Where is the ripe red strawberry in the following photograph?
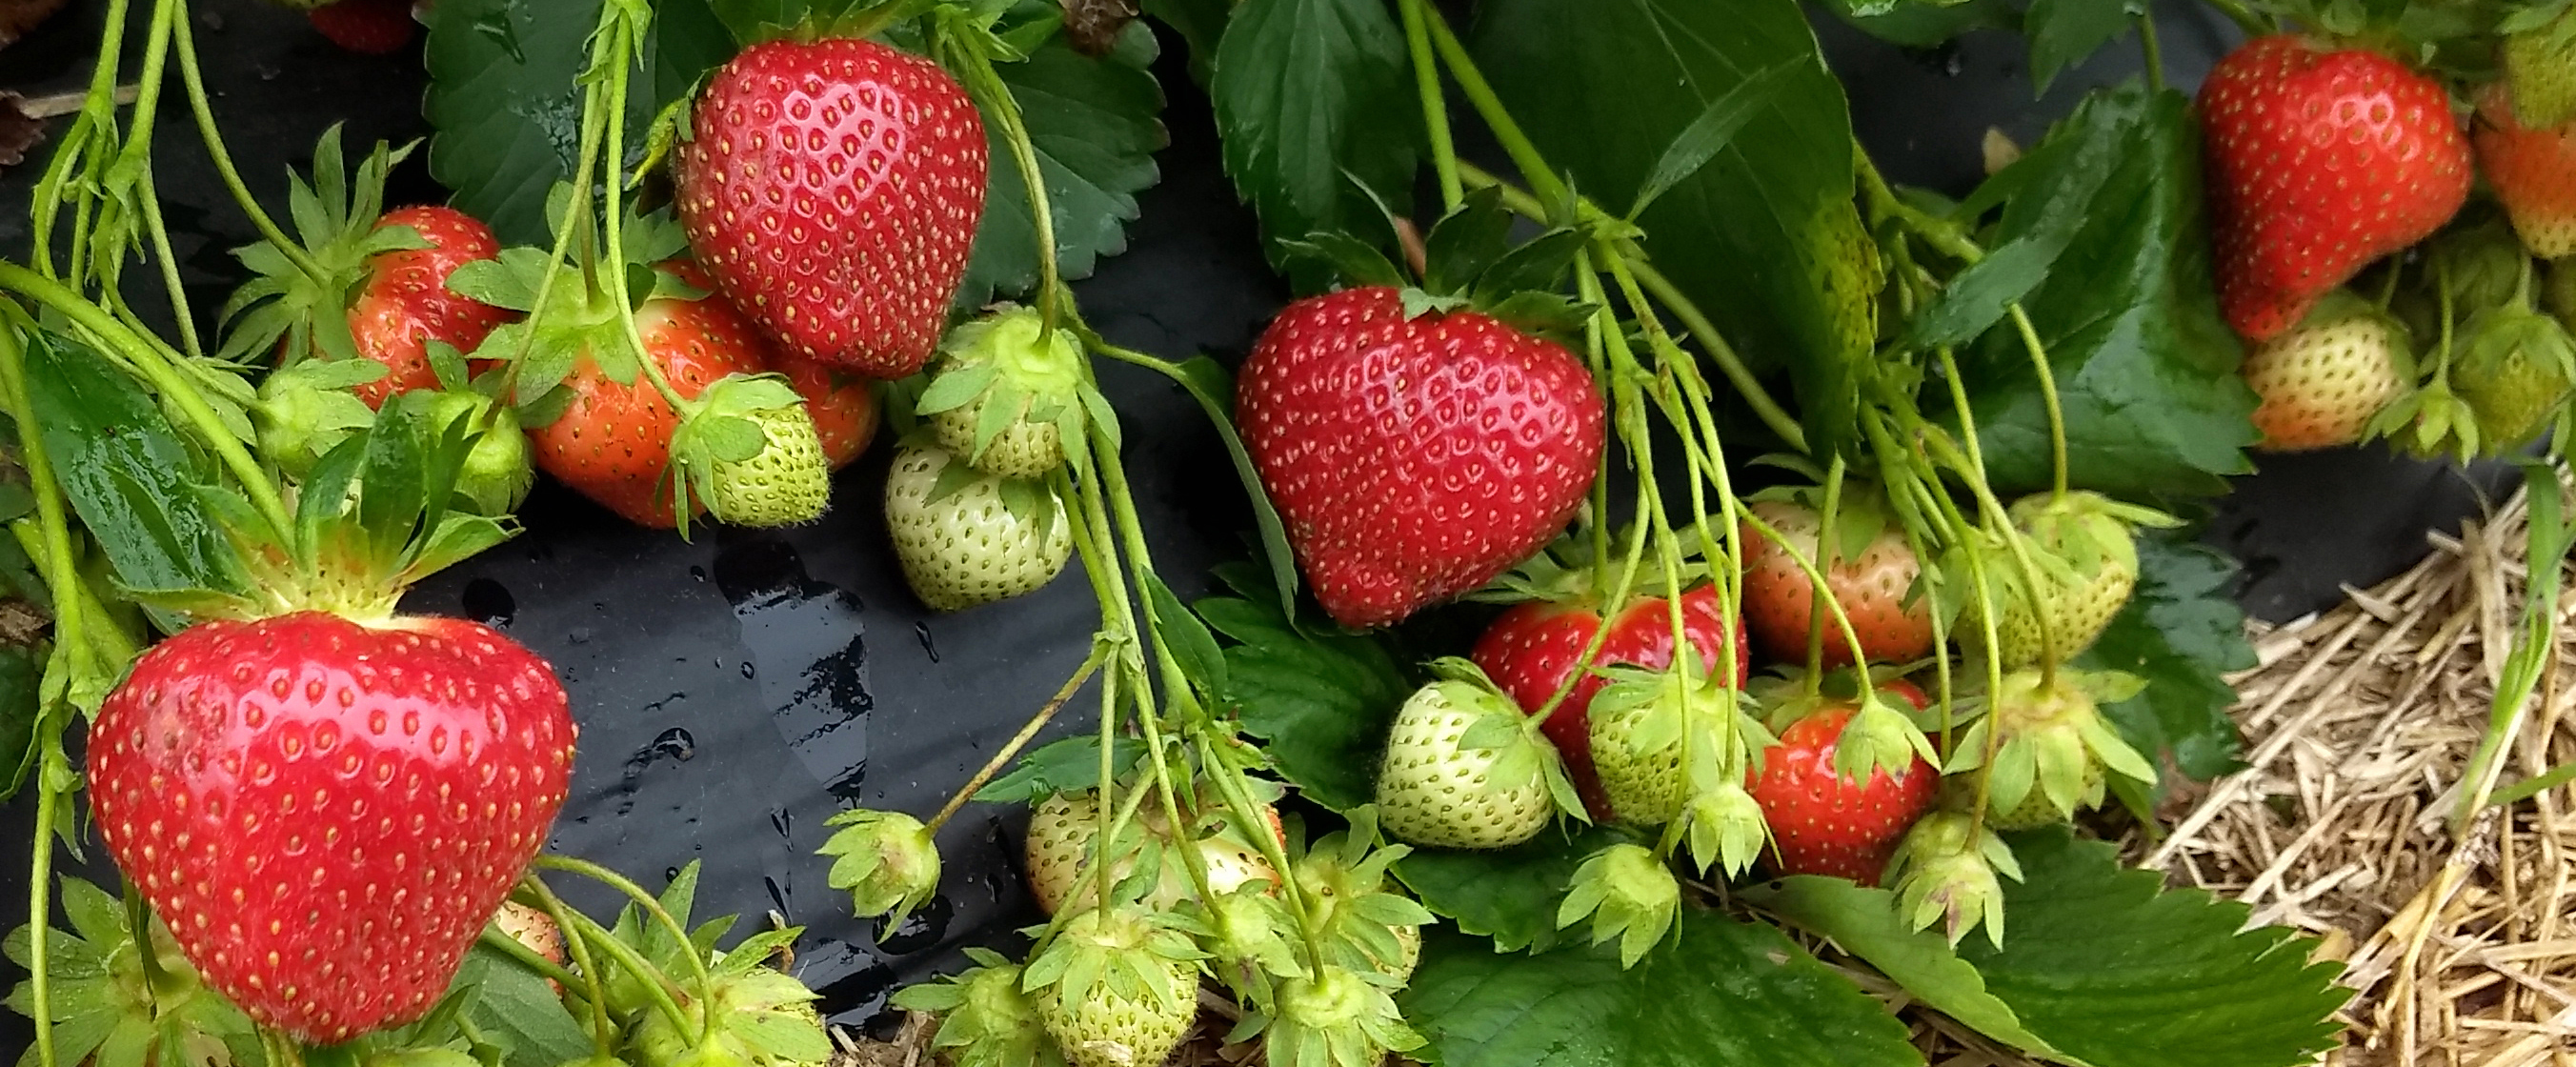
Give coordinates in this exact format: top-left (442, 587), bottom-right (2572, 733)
top-left (528, 272), bottom-right (775, 528)
top-left (1741, 496), bottom-right (1932, 669)
top-left (673, 38), bottom-right (988, 378)
top-left (343, 207), bottom-right (512, 408)
top-left (1471, 585), bottom-right (1746, 820)
top-left (308, 0), bottom-right (416, 54)
top-left (2199, 35), bottom-right (2472, 342)
top-left (1238, 287), bottom-right (1606, 628)
top-left (777, 356), bottom-right (879, 469)
top-left (87, 612), bottom-right (575, 1044)
top-left (2474, 84), bottom-right (2576, 259)
top-left (1746, 700), bottom-right (1939, 886)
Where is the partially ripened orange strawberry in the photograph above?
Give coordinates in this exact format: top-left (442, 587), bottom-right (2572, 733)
top-left (2475, 83), bottom-right (2576, 259)
top-left (1741, 494), bottom-right (1932, 669)
top-left (2199, 35), bottom-right (2472, 342)
top-left (673, 37), bottom-right (988, 379)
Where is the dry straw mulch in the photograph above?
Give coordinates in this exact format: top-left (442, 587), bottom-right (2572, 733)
top-left (838, 483), bottom-right (2576, 1067)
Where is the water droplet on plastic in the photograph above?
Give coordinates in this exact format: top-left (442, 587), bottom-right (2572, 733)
top-left (913, 621), bottom-right (937, 663)
top-left (689, 565), bottom-right (708, 582)
top-left (770, 809), bottom-right (793, 840)
top-left (461, 578), bottom-right (515, 627)
top-left (740, 661), bottom-right (755, 679)
top-left (615, 727), bottom-right (697, 815)
top-left (568, 627), bottom-right (594, 645)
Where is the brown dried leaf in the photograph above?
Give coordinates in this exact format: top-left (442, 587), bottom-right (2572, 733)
top-left (1060, 0), bottom-right (1139, 56)
top-left (0, 0), bottom-right (65, 49)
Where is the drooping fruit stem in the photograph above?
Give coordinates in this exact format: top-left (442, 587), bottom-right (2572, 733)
top-left (1417, 7), bottom-right (1566, 212)
top-left (1806, 457), bottom-right (1851, 682)
top-left (28, 0), bottom-right (129, 279)
top-left (1399, 0), bottom-right (1464, 213)
top-left (531, 855), bottom-right (722, 1037)
top-left (539, 891), bottom-right (708, 1044)
top-left (925, 644), bottom-right (1110, 834)
top-left (171, 5), bottom-right (327, 285)
top-left (2006, 305), bottom-right (2072, 502)
top-left (936, 18), bottom-right (1064, 332)
top-left (2137, 13), bottom-right (2166, 92)
top-left (1924, 347), bottom-right (2063, 680)
top-left (518, 876), bottom-right (620, 1057)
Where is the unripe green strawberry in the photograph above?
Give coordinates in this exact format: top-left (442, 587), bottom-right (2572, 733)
top-left (1022, 788), bottom-right (1282, 916)
top-left (2551, 259), bottom-right (2576, 327)
top-left (921, 307), bottom-right (1085, 479)
top-left (1029, 909), bottom-right (1199, 1067)
top-left (708, 406), bottom-right (830, 527)
top-left (2240, 292), bottom-right (2412, 452)
top-left (1588, 696), bottom-right (1684, 827)
top-left (891, 949), bottom-right (1069, 1067)
top-left (1985, 760), bottom-right (2104, 832)
top-left (1979, 493), bottom-right (2152, 670)
top-left (413, 389), bottom-right (533, 516)
top-left (885, 443), bottom-right (1072, 611)
top-left (1374, 663), bottom-right (1580, 850)
top-left (2453, 307), bottom-right (2576, 451)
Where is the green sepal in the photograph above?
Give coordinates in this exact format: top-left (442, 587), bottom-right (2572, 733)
top-left (1278, 232), bottom-right (1407, 290)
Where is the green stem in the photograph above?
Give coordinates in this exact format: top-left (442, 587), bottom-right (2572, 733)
top-left (28, 776), bottom-right (56, 1067)
top-left (2138, 8), bottom-right (2166, 93)
top-left (2199, 0), bottom-right (2272, 38)
top-left (1458, 162), bottom-right (1809, 453)
top-left (261, 1030), bottom-right (305, 1067)
top-left (1399, 0), bottom-right (1463, 212)
top-left (519, 879), bottom-right (617, 1058)
top-left (172, 9), bottom-right (325, 283)
top-left (476, 924), bottom-right (583, 990)
top-left (546, 897), bottom-right (706, 1045)
top-left (528, 855), bottom-right (719, 1034)
top-left (1856, 148), bottom-right (1982, 264)
top-left (926, 647), bottom-right (1106, 833)
top-left (136, 173), bottom-right (207, 362)
top-left (1923, 349), bottom-right (2061, 678)
top-left (7, 523), bottom-right (134, 670)
top-left (0, 263), bottom-right (294, 539)
top-left (31, 0), bottom-right (132, 279)
top-left (2006, 304), bottom-right (2070, 501)
top-left (1418, 7), bottom-right (1567, 211)
top-left (940, 24), bottom-right (1062, 331)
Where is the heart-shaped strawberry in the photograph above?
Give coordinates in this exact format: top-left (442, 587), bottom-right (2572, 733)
top-left (1237, 287), bottom-right (1606, 628)
top-left (674, 37), bottom-right (988, 378)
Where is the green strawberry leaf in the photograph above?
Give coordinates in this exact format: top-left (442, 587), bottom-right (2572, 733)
top-left (1144, 574), bottom-right (1228, 696)
top-left (2025, 0), bottom-right (2143, 95)
top-left (1399, 909), bottom-right (1921, 1067)
top-left (1946, 84), bottom-right (2258, 498)
top-left (1741, 876), bottom-right (2067, 1062)
top-left (1956, 828), bottom-right (2352, 1067)
top-left (956, 13), bottom-right (1169, 308)
top-left (1393, 825), bottom-right (1631, 954)
top-left (1196, 582), bottom-right (1409, 812)
top-left (1473, 0), bottom-right (1864, 456)
top-left (974, 735), bottom-right (1145, 803)
top-left (426, 0), bottom-right (734, 248)
top-left (24, 328), bottom-right (252, 602)
top-left (1211, 0), bottom-right (1419, 274)
top-left (2074, 532), bottom-right (2254, 788)
top-left (452, 940), bottom-right (594, 1067)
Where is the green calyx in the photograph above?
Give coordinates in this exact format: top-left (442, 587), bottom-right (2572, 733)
top-left (1554, 843), bottom-right (1680, 969)
top-left (917, 306), bottom-right (1088, 479)
top-left (1279, 186), bottom-right (1599, 339)
top-left (632, 949), bottom-right (831, 1067)
top-left (1965, 490), bottom-right (2164, 670)
top-left (1886, 810), bottom-right (2022, 949)
top-left (1289, 815), bottom-right (1432, 983)
top-left (1023, 908), bottom-right (1204, 1067)
top-left (817, 809), bottom-right (942, 926)
top-left (670, 374), bottom-right (830, 530)
top-left (1942, 667), bottom-right (2154, 828)
top-left (892, 949), bottom-right (1068, 1067)
top-left (448, 190), bottom-right (700, 413)
top-left (1587, 661), bottom-right (1771, 830)
top-left (218, 126), bottom-right (427, 372)
top-left (1248, 963), bottom-right (1426, 1067)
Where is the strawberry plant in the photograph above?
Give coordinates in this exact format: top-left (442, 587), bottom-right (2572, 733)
top-left (33, 0), bottom-right (2576, 1063)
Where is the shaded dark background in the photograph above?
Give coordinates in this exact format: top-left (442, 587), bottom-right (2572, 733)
top-left (0, 0), bottom-right (2521, 1049)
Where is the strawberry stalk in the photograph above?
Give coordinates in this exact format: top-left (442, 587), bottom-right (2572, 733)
top-left (518, 879), bottom-right (620, 1058)
top-left (922, 643), bottom-right (1111, 835)
top-left (1398, 0), bottom-right (1466, 212)
top-left (931, 16), bottom-right (1064, 331)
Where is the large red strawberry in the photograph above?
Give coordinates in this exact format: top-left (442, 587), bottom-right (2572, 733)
top-left (2199, 35), bottom-right (2472, 342)
top-left (342, 206), bottom-right (512, 407)
top-left (1472, 585), bottom-right (1746, 820)
top-left (1741, 494), bottom-right (1932, 669)
top-left (1237, 287), bottom-right (1605, 628)
top-left (673, 38), bottom-right (988, 379)
top-left (1747, 697), bottom-right (1939, 886)
top-left (2474, 83), bottom-right (2576, 260)
top-left (87, 612), bottom-right (575, 1044)
top-left (528, 264), bottom-right (776, 528)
